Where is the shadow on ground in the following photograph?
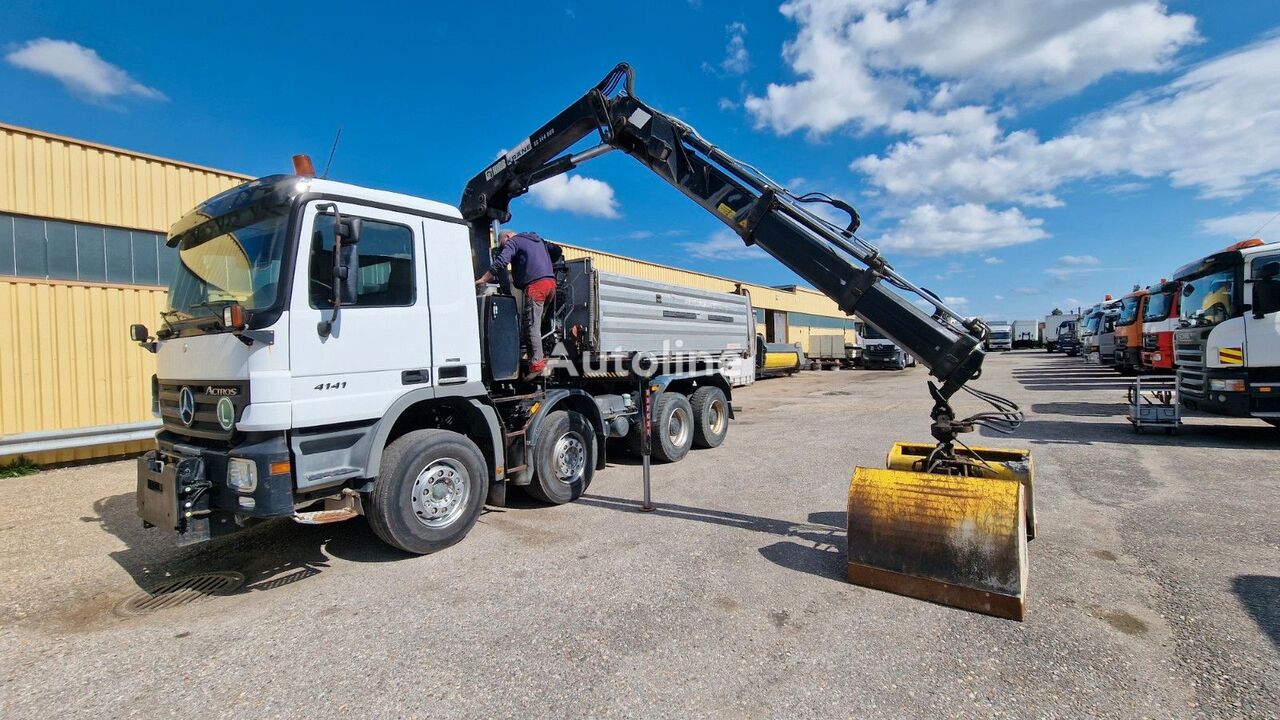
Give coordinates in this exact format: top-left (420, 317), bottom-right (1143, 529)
top-left (1233, 575), bottom-right (1280, 653)
top-left (988, 418), bottom-right (1279, 448)
top-left (85, 492), bottom-right (410, 595)
top-left (577, 494), bottom-right (846, 581)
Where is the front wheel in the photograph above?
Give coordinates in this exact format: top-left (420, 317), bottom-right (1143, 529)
top-left (527, 410), bottom-right (596, 504)
top-left (367, 429), bottom-right (488, 555)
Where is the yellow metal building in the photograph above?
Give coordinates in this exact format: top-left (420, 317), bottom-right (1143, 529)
top-left (0, 122), bottom-right (856, 465)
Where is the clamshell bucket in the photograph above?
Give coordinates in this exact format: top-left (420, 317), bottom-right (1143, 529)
top-left (846, 443), bottom-right (1036, 621)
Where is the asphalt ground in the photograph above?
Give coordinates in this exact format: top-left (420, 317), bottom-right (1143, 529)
top-left (1, 351), bottom-right (1276, 718)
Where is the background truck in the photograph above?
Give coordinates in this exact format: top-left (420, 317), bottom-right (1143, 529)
top-left (1096, 300), bottom-right (1123, 367)
top-left (1042, 312), bottom-right (1079, 351)
top-left (1113, 288), bottom-right (1149, 374)
top-left (1056, 319), bottom-right (1082, 356)
top-left (1012, 320), bottom-right (1040, 349)
top-left (1174, 238), bottom-right (1280, 426)
top-left (807, 334), bottom-right (856, 369)
top-left (986, 322), bottom-right (1013, 351)
top-left (1140, 279), bottom-right (1181, 372)
top-left (861, 325), bottom-right (916, 369)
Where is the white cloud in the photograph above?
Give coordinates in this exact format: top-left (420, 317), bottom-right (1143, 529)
top-left (706, 22), bottom-right (751, 76)
top-left (942, 296), bottom-right (969, 307)
top-left (856, 35), bottom-right (1280, 205)
top-left (1012, 287), bottom-right (1041, 296)
top-left (745, 1), bottom-right (1196, 136)
top-left (526, 173), bottom-right (620, 218)
top-left (627, 230), bottom-right (655, 240)
top-left (877, 203), bottom-right (1048, 255)
top-left (1064, 297), bottom-right (1082, 307)
top-left (993, 294), bottom-right (1005, 301)
top-left (5, 38), bottom-right (165, 102)
top-left (983, 256), bottom-right (1003, 265)
top-left (718, 97), bottom-right (740, 111)
top-left (680, 229), bottom-right (768, 260)
top-left (1058, 254), bottom-right (1100, 267)
top-left (1199, 210), bottom-right (1280, 239)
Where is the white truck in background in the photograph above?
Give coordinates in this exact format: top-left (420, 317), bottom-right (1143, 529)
top-left (861, 324), bottom-right (916, 369)
top-left (1012, 320), bottom-right (1040, 349)
top-left (986, 321), bottom-right (1013, 351)
top-left (1042, 312), bottom-right (1080, 352)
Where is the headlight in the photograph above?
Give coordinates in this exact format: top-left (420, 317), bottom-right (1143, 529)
top-left (1209, 379), bottom-right (1244, 393)
top-left (227, 458), bottom-right (258, 493)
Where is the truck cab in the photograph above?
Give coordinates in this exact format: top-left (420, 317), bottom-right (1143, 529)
top-left (132, 174), bottom-right (739, 553)
top-left (1094, 300), bottom-right (1122, 366)
top-left (986, 322), bottom-right (1013, 352)
top-left (1056, 320), bottom-right (1082, 356)
top-left (861, 325), bottom-right (915, 369)
top-left (1043, 313), bottom-right (1079, 352)
top-left (1140, 279), bottom-right (1181, 371)
top-left (1114, 288), bottom-right (1148, 374)
top-left (1174, 238), bottom-right (1280, 425)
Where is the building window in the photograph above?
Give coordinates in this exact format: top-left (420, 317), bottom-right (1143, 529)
top-left (0, 212), bottom-right (172, 286)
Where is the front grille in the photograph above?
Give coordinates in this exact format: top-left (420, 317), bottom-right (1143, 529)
top-left (1176, 341), bottom-right (1206, 398)
top-left (1143, 334), bottom-right (1158, 351)
top-left (865, 346), bottom-right (896, 356)
top-left (159, 381), bottom-right (248, 441)
top-left (1116, 336), bottom-right (1129, 350)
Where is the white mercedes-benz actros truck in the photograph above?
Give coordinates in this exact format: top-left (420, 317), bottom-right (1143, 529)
top-left (132, 174), bottom-right (751, 553)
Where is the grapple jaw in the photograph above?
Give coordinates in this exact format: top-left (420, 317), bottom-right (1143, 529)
top-left (847, 442), bottom-right (1035, 621)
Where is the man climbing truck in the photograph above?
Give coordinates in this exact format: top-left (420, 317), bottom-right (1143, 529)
top-left (132, 64), bottom-right (1034, 620)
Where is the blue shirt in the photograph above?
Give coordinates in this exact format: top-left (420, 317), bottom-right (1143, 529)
top-left (491, 232), bottom-right (561, 289)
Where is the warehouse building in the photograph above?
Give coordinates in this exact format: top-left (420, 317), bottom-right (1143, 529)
top-left (0, 122), bottom-right (856, 465)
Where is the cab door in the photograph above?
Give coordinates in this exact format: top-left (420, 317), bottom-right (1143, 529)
top-left (289, 200), bottom-right (431, 429)
top-left (1244, 252), bottom-right (1280, 370)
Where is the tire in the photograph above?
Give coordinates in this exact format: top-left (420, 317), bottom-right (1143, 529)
top-left (527, 410), bottom-right (596, 504)
top-left (689, 386), bottom-right (729, 449)
top-left (652, 392), bottom-right (695, 463)
top-left (367, 429), bottom-right (488, 555)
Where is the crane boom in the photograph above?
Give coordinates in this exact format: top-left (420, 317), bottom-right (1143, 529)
top-left (461, 64), bottom-right (1016, 451)
top-left (460, 64), bottom-right (1034, 619)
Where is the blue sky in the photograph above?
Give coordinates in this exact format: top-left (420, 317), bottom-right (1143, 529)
top-left (4, 1), bottom-right (1280, 320)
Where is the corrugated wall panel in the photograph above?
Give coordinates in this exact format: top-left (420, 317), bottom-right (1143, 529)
top-left (0, 278), bottom-right (164, 464)
top-left (0, 122), bottom-right (248, 233)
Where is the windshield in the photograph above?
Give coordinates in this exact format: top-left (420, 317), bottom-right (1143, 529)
top-left (1179, 269), bottom-right (1236, 328)
top-left (166, 207), bottom-right (291, 320)
top-left (1117, 296), bottom-right (1142, 326)
top-left (1058, 321), bottom-right (1076, 335)
top-left (991, 331), bottom-right (1011, 339)
top-left (1143, 291), bottom-right (1173, 322)
top-left (1083, 313), bottom-right (1102, 333)
top-left (863, 326), bottom-right (886, 340)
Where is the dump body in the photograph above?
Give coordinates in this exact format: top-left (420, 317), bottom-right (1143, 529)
top-left (558, 257), bottom-right (752, 371)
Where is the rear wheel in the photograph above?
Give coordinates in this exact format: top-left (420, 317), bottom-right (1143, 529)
top-left (690, 386), bottom-right (729, 449)
top-left (527, 410), bottom-right (595, 504)
top-left (367, 429), bottom-right (488, 554)
top-left (653, 392), bottom-right (695, 462)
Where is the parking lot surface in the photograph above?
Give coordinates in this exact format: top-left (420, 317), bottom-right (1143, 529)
top-left (1, 352), bottom-right (1276, 718)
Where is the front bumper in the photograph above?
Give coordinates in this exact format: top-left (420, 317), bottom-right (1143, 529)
top-left (1179, 368), bottom-right (1251, 417)
top-left (137, 431), bottom-right (293, 545)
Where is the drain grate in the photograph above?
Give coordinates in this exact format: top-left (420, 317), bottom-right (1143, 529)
top-left (115, 571), bottom-right (245, 616)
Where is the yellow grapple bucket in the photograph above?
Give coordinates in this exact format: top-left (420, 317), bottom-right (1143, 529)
top-left (846, 442), bottom-right (1035, 621)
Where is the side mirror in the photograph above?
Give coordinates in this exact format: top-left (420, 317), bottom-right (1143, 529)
top-left (130, 323), bottom-right (149, 343)
top-left (316, 205), bottom-right (362, 337)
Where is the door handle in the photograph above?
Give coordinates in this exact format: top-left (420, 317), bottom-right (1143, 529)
top-left (401, 369), bottom-right (431, 385)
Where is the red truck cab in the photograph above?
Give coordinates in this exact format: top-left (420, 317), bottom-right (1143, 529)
top-left (1140, 279), bottom-right (1181, 371)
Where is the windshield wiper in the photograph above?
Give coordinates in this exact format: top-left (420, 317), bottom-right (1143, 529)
top-left (187, 299), bottom-right (240, 312)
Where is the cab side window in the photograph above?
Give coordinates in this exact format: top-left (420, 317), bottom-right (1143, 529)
top-left (310, 214), bottom-right (415, 308)
top-left (1252, 256), bottom-right (1280, 316)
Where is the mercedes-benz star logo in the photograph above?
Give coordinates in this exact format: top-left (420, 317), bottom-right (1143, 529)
top-left (178, 386), bottom-right (196, 427)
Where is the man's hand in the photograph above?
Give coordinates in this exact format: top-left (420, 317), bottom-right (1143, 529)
top-left (475, 271), bottom-right (494, 287)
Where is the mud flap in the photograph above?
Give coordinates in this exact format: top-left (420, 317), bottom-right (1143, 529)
top-left (846, 461), bottom-right (1029, 621)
